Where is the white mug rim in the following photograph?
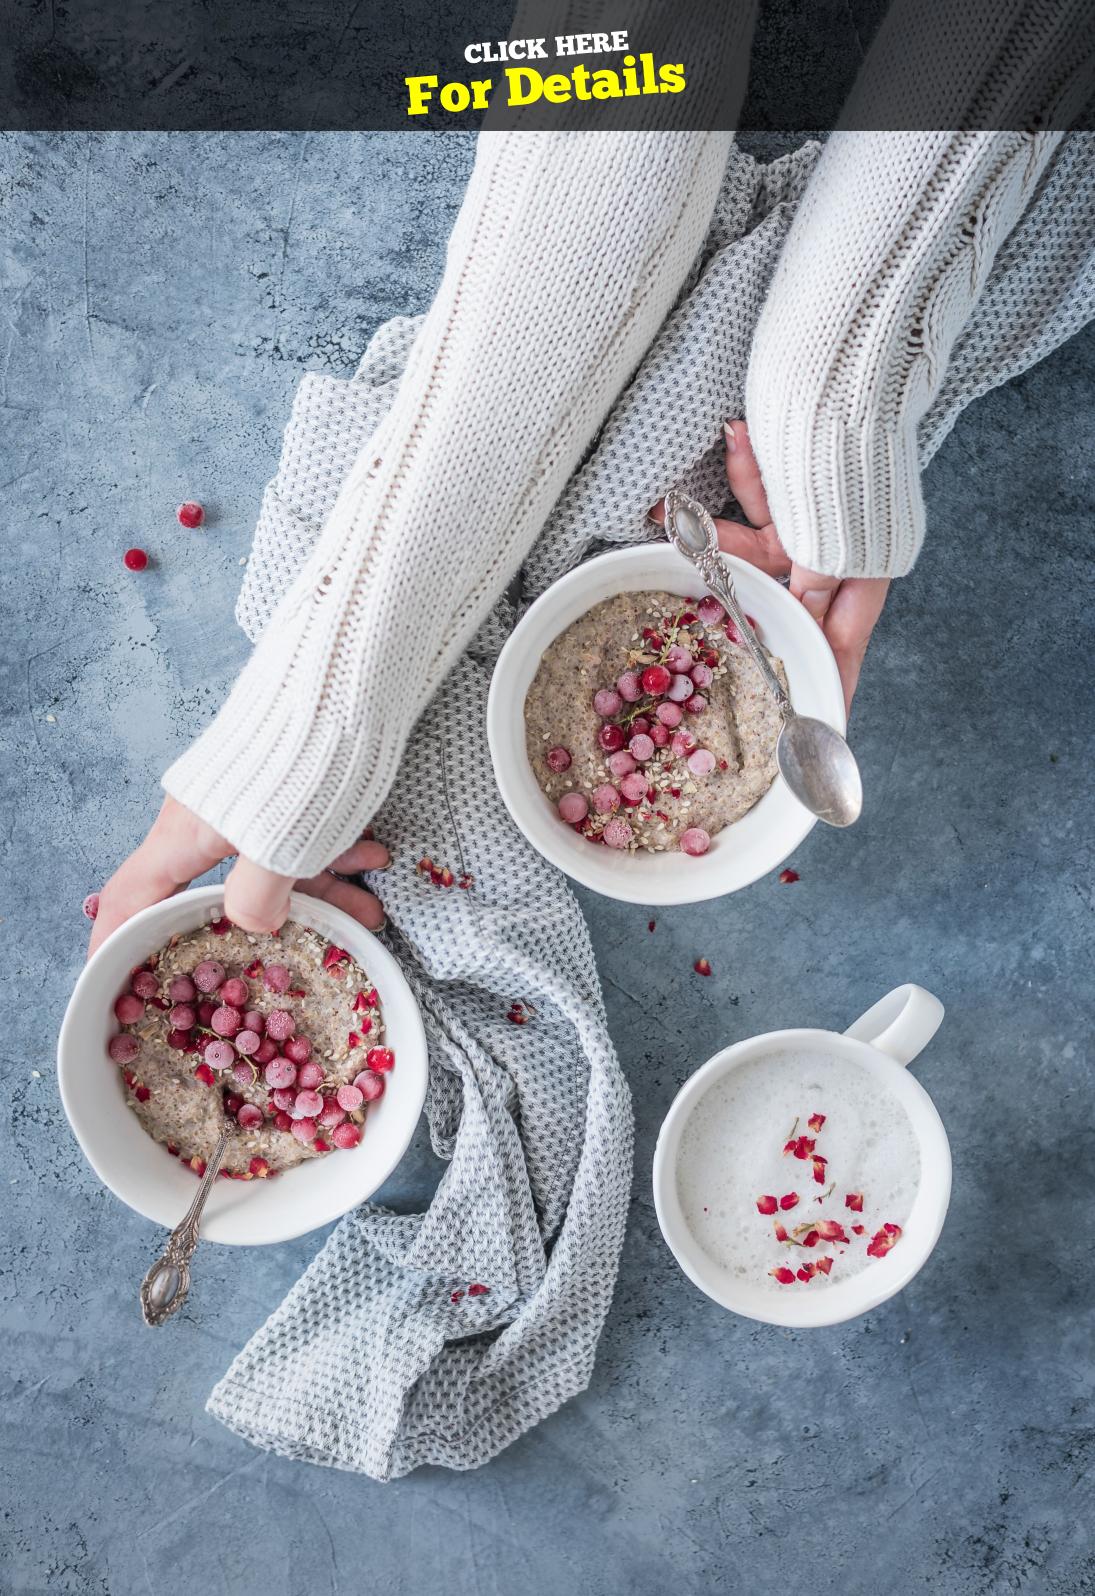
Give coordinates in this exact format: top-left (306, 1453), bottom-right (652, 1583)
top-left (652, 1026), bottom-right (951, 1328)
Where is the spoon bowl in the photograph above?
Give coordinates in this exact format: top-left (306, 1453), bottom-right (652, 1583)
top-left (663, 488), bottom-right (863, 829)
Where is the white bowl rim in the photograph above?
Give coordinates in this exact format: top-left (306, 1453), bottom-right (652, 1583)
top-left (486, 544), bottom-right (846, 905)
top-left (652, 1028), bottom-right (952, 1328)
top-left (57, 885), bottom-right (428, 1245)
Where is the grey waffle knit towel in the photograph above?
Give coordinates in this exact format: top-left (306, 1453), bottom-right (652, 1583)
top-left (208, 140), bottom-right (1094, 1478)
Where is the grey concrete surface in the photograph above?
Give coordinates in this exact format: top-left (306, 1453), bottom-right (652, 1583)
top-left (1, 132), bottom-right (1093, 1595)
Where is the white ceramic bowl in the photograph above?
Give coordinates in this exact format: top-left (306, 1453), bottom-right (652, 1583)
top-left (58, 886), bottom-right (428, 1245)
top-left (487, 545), bottom-right (845, 904)
top-left (652, 986), bottom-right (950, 1328)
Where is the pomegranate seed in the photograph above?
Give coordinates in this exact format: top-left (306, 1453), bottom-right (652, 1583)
top-left (176, 501), bottom-right (204, 528)
top-left (291, 1116), bottom-right (317, 1144)
top-left (769, 1267), bottom-right (795, 1285)
top-left (297, 1060), bottom-right (324, 1089)
top-left (779, 868), bottom-right (800, 884)
top-left (331, 1122), bottom-right (362, 1149)
top-left (593, 687), bottom-right (623, 718)
top-left (265, 1008), bottom-right (295, 1041)
top-left (693, 957), bottom-right (712, 976)
top-left (679, 827), bottom-right (711, 857)
top-left (108, 1034), bottom-right (140, 1064)
top-left (237, 1103), bottom-right (263, 1130)
top-left (616, 670), bottom-right (642, 702)
top-left (597, 723), bottom-right (625, 753)
top-left (641, 664), bottom-right (671, 696)
top-left (467, 1283), bottom-right (490, 1297)
top-left (601, 816), bottom-right (633, 849)
top-left (558, 792), bottom-right (589, 824)
top-left (866, 1223), bottom-right (903, 1259)
top-left (113, 992), bottom-right (144, 1025)
top-left (756, 1194), bottom-right (778, 1215)
top-left (845, 1192), bottom-right (864, 1212)
top-left (686, 749), bottom-right (716, 777)
top-left (808, 1112), bottom-right (826, 1133)
top-left (366, 1047), bottom-right (394, 1073)
top-left (655, 700), bottom-right (683, 728)
top-left (123, 547), bottom-right (148, 571)
top-left (82, 892), bottom-right (100, 920)
top-left (697, 596), bottom-right (725, 625)
top-left (220, 977), bottom-right (249, 1008)
top-left (353, 1071), bottom-right (385, 1101)
top-left (779, 1192), bottom-right (799, 1211)
top-left (192, 959), bottom-right (226, 994)
top-left (193, 1063), bottom-right (216, 1087)
top-left (546, 745), bottom-right (572, 773)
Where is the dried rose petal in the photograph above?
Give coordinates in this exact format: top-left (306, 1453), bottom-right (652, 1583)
top-left (815, 1256), bottom-right (833, 1275)
top-left (866, 1223), bottom-right (903, 1259)
top-left (808, 1112), bottom-right (826, 1133)
top-left (769, 1267), bottom-right (795, 1285)
top-left (786, 1136), bottom-right (815, 1160)
top-left (815, 1219), bottom-right (850, 1244)
top-left (450, 1290), bottom-right (465, 1303)
top-left (773, 1222), bottom-right (790, 1244)
top-left (778, 868), bottom-right (800, 884)
top-left (756, 1194), bottom-right (778, 1215)
top-left (852, 1224), bottom-right (866, 1235)
top-left (467, 1283), bottom-right (490, 1298)
top-left (779, 1192), bottom-right (799, 1211)
top-left (322, 943), bottom-right (350, 971)
top-left (800, 1229), bottom-right (820, 1249)
top-left (845, 1191), bottom-right (864, 1212)
top-left (693, 957), bottom-right (712, 977)
top-left (796, 1264), bottom-right (817, 1282)
top-left (811, 1155), bottom-right (828, 1185)
top-left (209, 916), bottom-right (233, 935)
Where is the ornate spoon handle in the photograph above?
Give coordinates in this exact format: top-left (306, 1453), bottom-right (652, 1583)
top-left (139, 1121), bottom-right (234, 1326)
top-left (663, 488), bottom-right (793, 717)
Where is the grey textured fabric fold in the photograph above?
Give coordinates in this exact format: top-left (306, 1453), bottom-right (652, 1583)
top-left (208, 138), bottom-right (1094, 1478)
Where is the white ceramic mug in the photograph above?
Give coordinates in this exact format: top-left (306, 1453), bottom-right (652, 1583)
top-left (652, 985), bottom-right (949, 1328)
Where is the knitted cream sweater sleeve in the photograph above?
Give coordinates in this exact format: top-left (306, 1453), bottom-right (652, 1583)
top-left (163, 131), bottom-right (732, 878)
top-left (745, 131), bottom-right (1063, 577)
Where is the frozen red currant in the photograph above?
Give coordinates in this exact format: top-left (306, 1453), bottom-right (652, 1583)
top-left (176, 501), bottom-right (204, 528)
top-left (597, 723), bottom-right (625, 753)
top-left (641, 664), bottom-right (671, 696)
top-left (546, 746), bottom-right (572, 773)
top-left (123, 547), bottom-right (148, 571)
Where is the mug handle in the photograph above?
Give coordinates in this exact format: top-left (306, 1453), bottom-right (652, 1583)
top-left (844, 984), bottom-right (944, 1068)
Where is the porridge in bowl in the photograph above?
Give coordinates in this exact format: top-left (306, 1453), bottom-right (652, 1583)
top-left (525, 590), bottom-right (788, 854)
top-left (107, 916), bottom-right (393, 1178)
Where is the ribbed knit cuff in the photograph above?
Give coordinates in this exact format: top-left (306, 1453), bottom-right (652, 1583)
top-left (747, 405), bottom-right (926, 580)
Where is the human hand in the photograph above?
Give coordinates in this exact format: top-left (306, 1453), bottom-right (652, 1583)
top-left (87, 794), bottom-right (388, 959)
top-left (652, 421), bottom-right (889, 714)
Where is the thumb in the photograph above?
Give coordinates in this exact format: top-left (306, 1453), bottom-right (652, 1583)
top-left (790, 564), bottom-right (841, 623)
top-left (223, 855), bottom-right (295, 933)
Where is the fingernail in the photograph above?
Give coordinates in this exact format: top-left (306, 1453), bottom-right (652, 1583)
top-left (723, 421), bottom-right (737, 453)
top-left (374, 916), bottom-right (387, 934)
top-left (801, 588), bottom-right (833, 619)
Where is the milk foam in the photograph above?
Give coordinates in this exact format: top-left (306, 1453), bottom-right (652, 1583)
top-left (676, 1050), bottom-right (920, 1290)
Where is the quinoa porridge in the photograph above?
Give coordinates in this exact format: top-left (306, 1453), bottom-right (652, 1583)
top-left (107, 916), bottom-right (393, 1179)
top-left (525, 590), bottom-right (789, 855)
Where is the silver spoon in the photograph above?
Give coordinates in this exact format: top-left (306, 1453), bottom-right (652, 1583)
top-left (663, 488), bottom-right (863, 828)
top-left (139, 1120), bottom-right (235, 1326)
